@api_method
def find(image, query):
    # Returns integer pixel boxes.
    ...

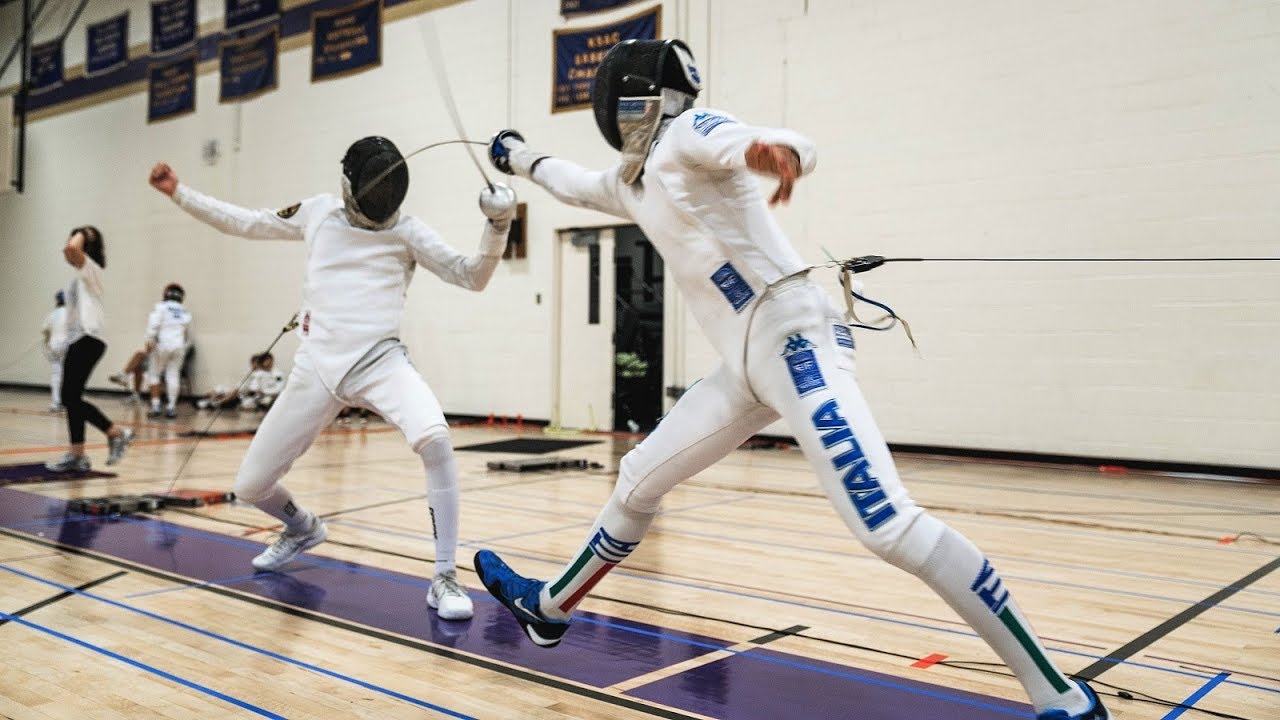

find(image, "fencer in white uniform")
[474,40,1110,720]
[149,136,518,621]
[143,283,192,418]
[42,291,68,412]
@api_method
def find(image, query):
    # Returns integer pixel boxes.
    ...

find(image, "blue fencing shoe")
[474,550,569,648]
[1037,680,1112,720]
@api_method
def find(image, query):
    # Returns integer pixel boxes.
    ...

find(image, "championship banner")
[552,5,659,113]
[311,0,381,82]
[220,27,278,102]
[151,0,197,54]
[85,13,129,77]
[28,39,64,94]
[148,52,197,122]
[225,0,279,32]
[561,0,648,16]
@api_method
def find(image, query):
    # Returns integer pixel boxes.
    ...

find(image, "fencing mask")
[592,39,701,184]
[163,283,185,303]
[342,136,409,228]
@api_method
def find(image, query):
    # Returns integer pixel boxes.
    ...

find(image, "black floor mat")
[454,438,600,454]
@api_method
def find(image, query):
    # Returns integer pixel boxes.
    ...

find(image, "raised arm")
[669,110,818,205]
[406,216,508,292]
[148,162,308,240]
[488,130,629,219]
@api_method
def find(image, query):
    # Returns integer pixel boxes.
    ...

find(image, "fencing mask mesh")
[342,136,409,226]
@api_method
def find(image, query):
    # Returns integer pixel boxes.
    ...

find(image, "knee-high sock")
[251,484,314,533]
[419,436,459,576]
[914,522,1088,715]
[538,493,655,621]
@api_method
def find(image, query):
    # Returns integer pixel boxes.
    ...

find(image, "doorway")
[612,226,664,432]
[553,225,665,433]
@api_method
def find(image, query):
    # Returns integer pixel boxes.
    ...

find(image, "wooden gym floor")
[0,388,1275,719]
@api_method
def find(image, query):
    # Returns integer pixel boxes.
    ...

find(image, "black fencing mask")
[342,136,409,226]
[592,39,701,183]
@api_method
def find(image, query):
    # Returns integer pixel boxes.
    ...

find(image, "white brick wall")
[1,0,1276,467]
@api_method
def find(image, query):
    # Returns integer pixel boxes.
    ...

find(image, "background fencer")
[474,39,1111,720]
[142,283,192,419]
[148,136,518,621]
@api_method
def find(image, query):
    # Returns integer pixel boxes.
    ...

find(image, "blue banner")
[220,27,278,102]
[225,0,279,31]
[311,0,381,82]
[561,0,647,16]
[552,6,659,113]
[151,0,197,54]
[148,52,197,122]
[86,13,129,76]
[28,39,64,94]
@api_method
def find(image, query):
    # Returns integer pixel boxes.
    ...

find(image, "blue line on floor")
[0,563,476,719]
[1161,672,1230,719]
[0,610,285,719]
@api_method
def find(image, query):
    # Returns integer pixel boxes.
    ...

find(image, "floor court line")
[0,609,286,719]
[0,522,706,720]
[1160,672,1230,720]
[7,488,1280,716]
[335,493,1280,601]
[435,495,1280,618]
[2,530,1036,719]
[473,540,1280,695]
[1,563,478,720]
[10,492,1280,701]
[330,518,1253,666]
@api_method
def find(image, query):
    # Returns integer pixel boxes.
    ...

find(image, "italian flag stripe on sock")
[559,563,615,613]
[1000,607,1071,693]
[549,547,595,597]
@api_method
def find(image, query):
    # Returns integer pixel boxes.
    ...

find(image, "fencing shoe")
[474,550,569,648]
[46,453,90,472]
[427,570,475,620]
[106,428,134,465]
[1037,681,1113,720]
[252,516,327,571]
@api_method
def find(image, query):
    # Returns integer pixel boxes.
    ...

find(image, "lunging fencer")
[474,39,1110,719]
[149,136,518,621]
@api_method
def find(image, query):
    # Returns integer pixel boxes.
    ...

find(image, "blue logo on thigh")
[710,262,755,312]
[782,334,825,396]
[811,399,897,531]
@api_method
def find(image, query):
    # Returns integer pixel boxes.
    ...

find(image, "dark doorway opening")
[612,226,664,432]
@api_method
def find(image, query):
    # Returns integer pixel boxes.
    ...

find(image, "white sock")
[252,484,315,534]
[166,373,180,412]
[915,524,1088,714]
[538,493,654,621]
[419,436,459,576]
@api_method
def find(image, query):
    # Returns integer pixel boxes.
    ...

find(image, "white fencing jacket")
[171,185,507,390]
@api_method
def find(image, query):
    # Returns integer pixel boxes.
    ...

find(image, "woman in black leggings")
[46,226,134,472]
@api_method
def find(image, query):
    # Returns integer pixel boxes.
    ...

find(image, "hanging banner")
[225,0,279,31]
[551,5,659,113]
[561,0,648,16]
[311,0,381,82]
[148,52,198,122]
[28,39,64,94]
[85,13,130,77]
[151,0,197,54]
[220,27,278,102]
